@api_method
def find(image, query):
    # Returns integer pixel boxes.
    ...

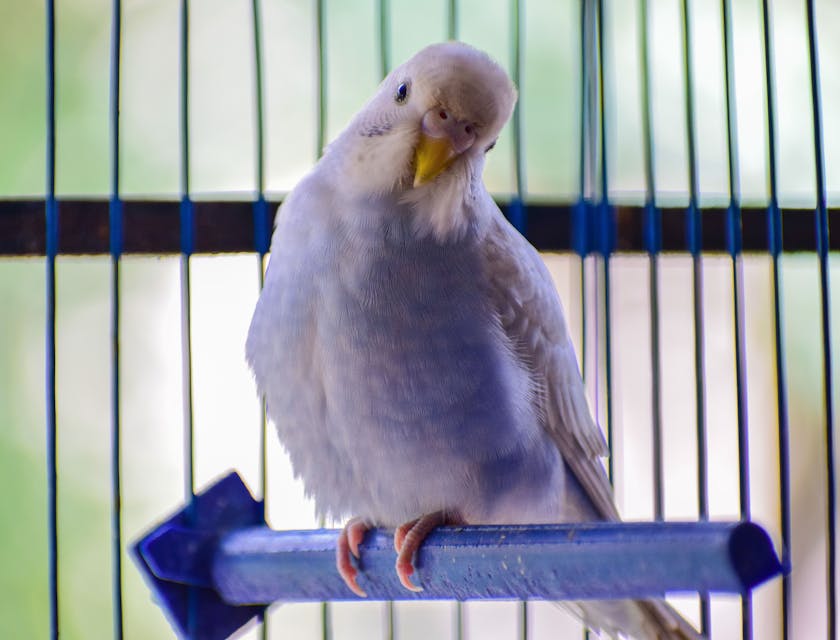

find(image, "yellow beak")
[413,133,458,187]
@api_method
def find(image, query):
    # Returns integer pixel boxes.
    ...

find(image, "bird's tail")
[561,598,705,640]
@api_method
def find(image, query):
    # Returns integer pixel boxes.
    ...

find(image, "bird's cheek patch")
[361,123,393,138]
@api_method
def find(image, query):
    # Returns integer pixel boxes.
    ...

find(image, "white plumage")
[247,41,702,639]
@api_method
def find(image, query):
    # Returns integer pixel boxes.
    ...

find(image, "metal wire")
[373,7,397,637]
[578,0,595,385]
[580,3,597,638]
[108,0,124,637]
[178,2,198,638]
[44,0,58,637]
[720,0,753,635]
[315,0,327,159]
[595,0,613,486]
[720,0,750,516]
[314,4,331,639]
[720,0,750,518]
[759,0,791,635]
[678,0,711,633]
[379,0,390,78]
[252,0,269,258]
[249,1,269,638]
[509,0,526,235]
[638,0,664,522]
[447,0,458,40]
[805,1,837,636]
[511,2,527,636]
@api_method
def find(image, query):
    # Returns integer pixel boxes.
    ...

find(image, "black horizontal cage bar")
[1,198,837,256]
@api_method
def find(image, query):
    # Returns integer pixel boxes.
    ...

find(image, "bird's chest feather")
[254,212,549,523]
[316,226,513,438]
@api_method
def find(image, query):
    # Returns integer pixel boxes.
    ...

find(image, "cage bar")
[759,0,792,635]
[108,0,124,638]
[44,0,59,637]
[315,0,327,159]
[1,200,837,257]
[720,0,753,635]
[678,0,712,632]
[594,0,614,490]
[249,2,269,639]
[178,2,199,639]
[637,0,664,524]
[805,0,837,635]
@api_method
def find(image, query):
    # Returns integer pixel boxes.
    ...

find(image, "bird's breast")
[253,215,554,523]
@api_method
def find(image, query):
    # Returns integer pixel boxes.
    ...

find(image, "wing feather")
[481,213,619,521]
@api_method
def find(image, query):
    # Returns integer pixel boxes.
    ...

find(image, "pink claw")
[396,557,424,593]
[394,511,462,593]
[394,518,419,553]
[336,518,370,597]
[346,518,369,559]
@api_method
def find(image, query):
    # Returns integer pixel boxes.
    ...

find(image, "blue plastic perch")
[133,472,785,640]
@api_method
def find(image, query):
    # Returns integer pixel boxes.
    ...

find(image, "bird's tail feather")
[560,598,705,640]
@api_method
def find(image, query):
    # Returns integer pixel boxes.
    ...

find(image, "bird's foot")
[393,511,463,592]
[337,517,370,597]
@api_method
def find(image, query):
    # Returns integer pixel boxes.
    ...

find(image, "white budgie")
[247,41,702,639]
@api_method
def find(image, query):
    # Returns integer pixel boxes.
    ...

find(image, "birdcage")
[0,0,836,638]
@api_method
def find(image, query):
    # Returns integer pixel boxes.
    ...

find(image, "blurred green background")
[0,0,838,638]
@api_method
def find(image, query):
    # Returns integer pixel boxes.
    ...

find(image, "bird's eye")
[484,140,497,153]
[394,81,409,104]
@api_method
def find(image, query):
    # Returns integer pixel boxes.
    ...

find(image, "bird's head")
[328,42,517,202]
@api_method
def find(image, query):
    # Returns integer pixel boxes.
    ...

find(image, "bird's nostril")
[438,110,448,120]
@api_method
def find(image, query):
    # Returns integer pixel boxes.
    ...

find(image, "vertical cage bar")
[595,0,613,485]
[250,0,268,488]
[511,4,528,636]
[380,4,393,623]
[720,0,749,520]
[678,0,710,633]
[315,5,331,637]
[384,598,395,640]
[576,0,585,374]
[449,6,461,633]
[44,0,58,637]
[805,1,836,636]
[578,0,597,385]
[578,4,593,637]
[638,0,664,521]
[178,0,195,498]
[720,0,752,635]
[249,1,269,637]
[315,0,327,158]
[447,0,458,40]
[251,0,265,201]
[178,1,197,637]
[251,0,269,257]
[321,596,331,640]
[519,601,528,640]
[759,0,791,635]
[378,0,390,78]
[508,0,526,235]
[450,25,461,640]
[108,0,124,637]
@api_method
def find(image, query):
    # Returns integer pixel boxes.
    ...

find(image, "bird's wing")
[481,211,620,521]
